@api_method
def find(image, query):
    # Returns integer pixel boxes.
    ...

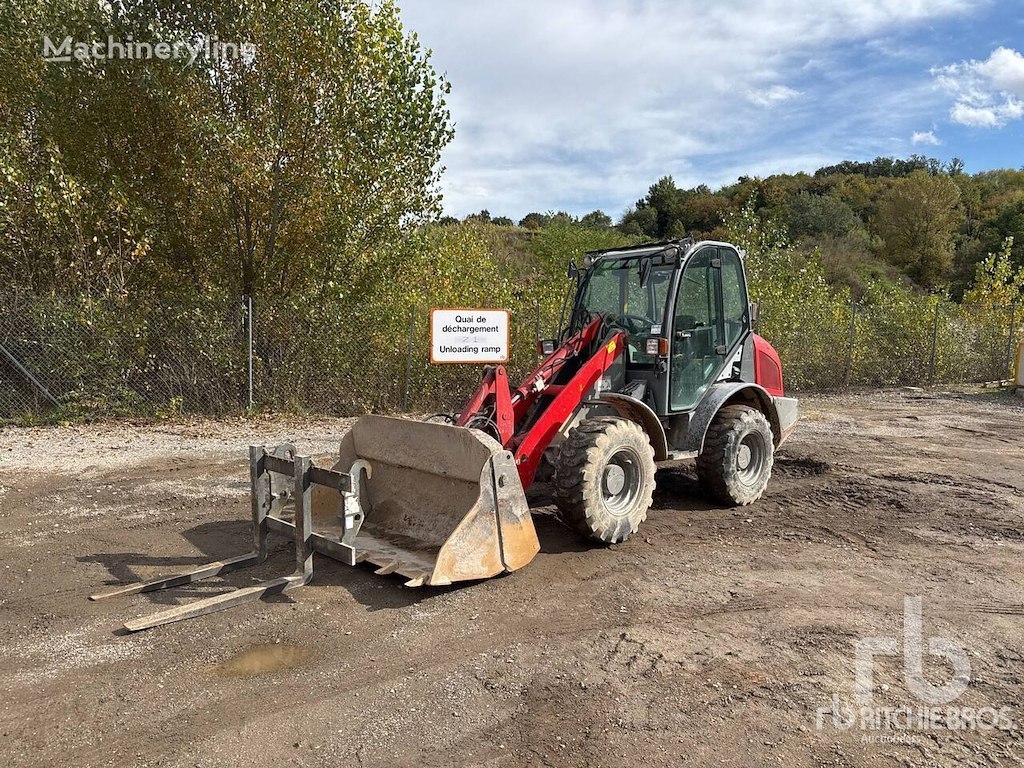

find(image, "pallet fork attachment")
[90,444,370,632]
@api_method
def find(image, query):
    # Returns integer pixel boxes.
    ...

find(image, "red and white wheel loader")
[93,238,798,631]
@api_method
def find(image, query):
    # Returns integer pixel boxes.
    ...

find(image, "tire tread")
[553,418,656,544]
[696,404,774,506]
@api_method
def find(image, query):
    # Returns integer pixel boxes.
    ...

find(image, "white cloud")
[950,101,1024,127]
[747,85,803,108]
[399,0,976,218]
[977,46,1024,94]
[935,46,1024,128]
[911,130,941,145]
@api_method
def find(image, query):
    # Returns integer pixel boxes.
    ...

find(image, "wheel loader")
[92,238,798,631]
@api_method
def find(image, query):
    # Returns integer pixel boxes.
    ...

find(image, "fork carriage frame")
[90,444,368,632]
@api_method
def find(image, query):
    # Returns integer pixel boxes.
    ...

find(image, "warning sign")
[430,309,510,364]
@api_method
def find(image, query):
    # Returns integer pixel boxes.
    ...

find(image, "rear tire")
[696,404,774,506]
[553,417,656,544]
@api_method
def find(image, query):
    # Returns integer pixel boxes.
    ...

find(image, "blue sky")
[398,1,1024,221]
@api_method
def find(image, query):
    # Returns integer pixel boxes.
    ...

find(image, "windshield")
[576,258,674,363]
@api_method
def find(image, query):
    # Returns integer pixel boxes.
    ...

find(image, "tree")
[519,212,550,230]
[814,155,942,179]
[645,176,685,237]
[962,237,1024,308]
[183,0,453,300]
[786,192,860,240]
[0,0,194,296]
[618,206,656,238]
[580,209,612,228]
[983,198,1024,265]
[619,176,685,238]
[873,171,962,289]
[0,0,454,302]
[547,211,577,227]
[681,194,731,236]
[464,210,492,224]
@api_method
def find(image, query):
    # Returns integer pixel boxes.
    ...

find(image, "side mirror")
[748,301,760,326]
[567,259,579,279]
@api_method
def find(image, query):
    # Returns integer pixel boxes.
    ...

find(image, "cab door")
[669,245,748,411]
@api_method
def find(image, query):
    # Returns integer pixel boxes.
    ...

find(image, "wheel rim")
[601,447,642,515]
[736,432,767,486]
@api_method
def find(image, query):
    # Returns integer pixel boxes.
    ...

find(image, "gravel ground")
[0,389,1022,767]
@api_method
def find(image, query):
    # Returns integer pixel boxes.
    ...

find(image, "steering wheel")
[613,313,652,334]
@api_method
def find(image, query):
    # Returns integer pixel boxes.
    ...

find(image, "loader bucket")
[315,415,540,586]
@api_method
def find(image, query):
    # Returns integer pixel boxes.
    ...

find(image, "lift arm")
[455,315,627,489]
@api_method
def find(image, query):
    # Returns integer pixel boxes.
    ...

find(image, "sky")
[397,0,1024,222]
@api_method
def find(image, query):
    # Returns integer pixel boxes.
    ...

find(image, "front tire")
[696,404,774,505]
[553,417,656,544]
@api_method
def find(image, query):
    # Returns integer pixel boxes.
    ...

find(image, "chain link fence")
[0,293,246,420]
[762,299,1019,391]
[0,292,1020,423]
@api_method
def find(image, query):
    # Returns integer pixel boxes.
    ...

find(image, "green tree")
[546,211,577,227]
[983,198,1024,265]
[179,0,453,300]
[0,0,192,296]
[519,212,550,230]
[619,176,685,239]
[680,193,731,236]
[786,192,860,240]
[873,171,962,289]
[0,0,453,303]
[962,237,1024,308]
[580,209,612,228]
[618,206,656,238]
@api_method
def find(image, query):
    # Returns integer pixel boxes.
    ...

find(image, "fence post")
[928,301,940,384]
[1007,300,1018,380]
[844,301,857,388]
[246,295,254,410]
[402,306,415,412]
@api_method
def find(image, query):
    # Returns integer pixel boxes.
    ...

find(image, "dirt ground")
[1,389,1023,767]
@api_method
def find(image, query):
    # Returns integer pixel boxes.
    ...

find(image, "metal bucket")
[314,415,539,586]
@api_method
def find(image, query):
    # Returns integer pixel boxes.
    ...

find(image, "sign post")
[430,309,510,364]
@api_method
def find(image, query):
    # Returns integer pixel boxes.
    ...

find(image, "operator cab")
[566,239,752,418]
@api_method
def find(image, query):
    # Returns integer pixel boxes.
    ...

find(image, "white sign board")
[430,308,510,364]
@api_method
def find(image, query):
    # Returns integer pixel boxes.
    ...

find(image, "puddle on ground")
[216,644,308,676]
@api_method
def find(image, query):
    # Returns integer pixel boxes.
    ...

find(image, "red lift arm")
[456,316,627,488]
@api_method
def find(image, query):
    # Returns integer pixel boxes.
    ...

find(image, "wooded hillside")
[465,156,1024,301]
